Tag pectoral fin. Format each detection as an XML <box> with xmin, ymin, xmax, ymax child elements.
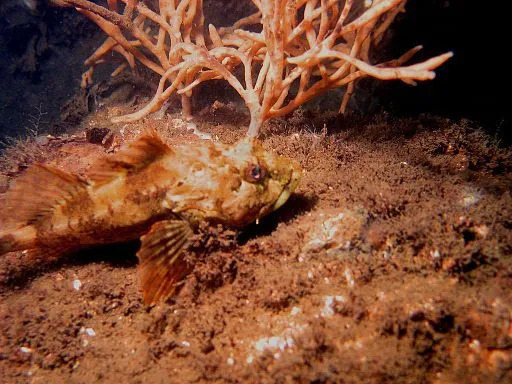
<box><xmin>137</xmin><ymin>219</ymin><xmax>194</xmax><ymax>306</ymax></box>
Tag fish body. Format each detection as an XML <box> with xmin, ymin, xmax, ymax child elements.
<box><xmin>0</xmin><ymin>131</ymin><xmax>301</xmax><ymax>304</ymax></box>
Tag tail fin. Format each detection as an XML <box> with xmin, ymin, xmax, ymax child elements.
<box><xmin>0</xmin><ymin>163</ymin><xmax>87</xmax><ymax>255</ymax></box>
<box><xmin>1</xmin><ymin>163</ymin><xmax>88</xmax><ymax>229</ymax></box>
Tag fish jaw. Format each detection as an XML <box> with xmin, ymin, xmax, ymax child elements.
<box><xmin>272</xmin><ymin>163</ymin><xmax>301</xmax><ymax>211</ymax></box>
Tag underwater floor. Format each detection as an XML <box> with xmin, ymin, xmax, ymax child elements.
<box><xmin>1</xmin><ymin>101</ymin><xmax>511</xmax><ymax>383</ymax></box>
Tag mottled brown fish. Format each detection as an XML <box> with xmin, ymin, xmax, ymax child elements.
<box><xmin>0</xmin><ymin>131</ymin><xmax>301</xmax><ymax>305</ymax></box>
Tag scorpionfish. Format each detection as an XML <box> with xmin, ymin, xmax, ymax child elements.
<box><xmin>0</xmin><ymin>131</ymin><xmax>301</xmax><ymax>305</ymax></box>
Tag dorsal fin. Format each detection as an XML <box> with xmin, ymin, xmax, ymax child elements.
<box><xmin>1</xmin><ymin>164</ymin><xmax>89</xmax><ymax>229</ymax></box>
<box><xmin>88</xmin><ymin>130</ymin><xmax>172</xmax><ymax>186</ymax></box>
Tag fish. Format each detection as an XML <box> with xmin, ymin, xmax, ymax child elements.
<box><xmin>0</xmin><ymin>131</ymin><xmax>301</xmax><ymax>305</ymax></box>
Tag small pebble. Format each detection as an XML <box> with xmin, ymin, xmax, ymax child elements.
<box><xmin>321</xmin><ymin>296</ymin><xmax>335</xmax><ymax>317</ymax></box>
<box><xmin>474</xmin><ymin>225</ymin><xmax>489</xmax><ymax>239</ymax></box>
<box><xmin>469</xmin><ymin>339</ymin><xmax>481</xmax><ymax>350</ymax></box>
<box><xmin>72</xmin><ymin>279</ymin><xmax>82</xmax><ymax>291</ymax></box>
<box><xmin>35</xmin><ymin>135</ymin><xmax>49</xmax><ymax>146</ymax></box>
<box><xmin>345</xmin><ymin>268</ymin><xmax>355</xmax><ymax>288</ymax></box>
<box><xmin>290</xmin><ymin>306</ymin><xmax>301</xmax><ymax>316</ymax></box>
<box><xmin>227</xmin><ymin>357</ymin><xmax>234</xmax><ymax>365</ymax></box>
<box><xmin>85</xmin><ymin>328</ymin><xmax>96</xmax><ymax>337</ymax></box>
<box><xmin>20</xmin><ymin>347</ymin><xmax>32</xmax><ymax>354</ymax></box>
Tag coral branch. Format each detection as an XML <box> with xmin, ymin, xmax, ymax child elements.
<box><xmin>57</xmin><ymin>0</ymin><xmax>452</xmax><ymax>137</ymax></box>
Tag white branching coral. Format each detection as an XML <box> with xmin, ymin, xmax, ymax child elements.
<box><xmin>54</xmin><ymin>0</ymin><xmax>452</xmax><ymax>137</ymax></box>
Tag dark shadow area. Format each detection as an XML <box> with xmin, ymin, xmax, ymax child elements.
<box><xmin>0</xmin><ymin>1</ymin><xmax>106</xmax><ymax>139</ymax></box>
<box><xmin>374</xmin><ymin>0</ymin><xmax>509</xmax><ymax>144</ymax></box>
<box><xmin>237</xmin><ymin>192</ymin><xmax>317</xmax><ymax>245</ymax></box>
<box><xmin>0</xmin><ymin>240</ymin><xmax>140</xmax><ymax>292</ymax></box>
<box><xmin>70</xmin><ymin>240</ymin><xmax>140</xmax><ymax>268</ymax></box>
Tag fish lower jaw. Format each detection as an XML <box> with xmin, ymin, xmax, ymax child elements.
<box><xmin>272</xmin><ymin>189</ymin><xmax>292</xmax><ymax>211</ymax></box>
<box><xmin>272</xmin><ymin>168</ymin><xmax>301</xmax><ymax>211</ymax></box>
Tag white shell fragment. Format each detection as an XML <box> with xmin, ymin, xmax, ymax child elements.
<box><xmin>300</xmin><ymin>208</ymin><xmax>368</xmax><ymax>260</ymax></box>
<box><xmin>321</xmin><ymin>295</ymin><xmax>346</xmax><ymax>317</ymax></box>
<box><xmin>254</xmin><ymin>335</ymin><xmax>295</xmax><ymax>353</ymax></box>
<box><xmin>290</xmin><ymin>306</ymin><xmax>301</xmax><ymax>316</ymax></box>
<box><xmin>20</xmin><ymin>346</ymin><xmax>33</xmax><ymax>354</ymax></box>
<box><xmin>72</xmin><ymin>279</ymin><xmax>82</xmax><ymax>291</ymax></box>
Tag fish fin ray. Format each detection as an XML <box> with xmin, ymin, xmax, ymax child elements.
<box><xmin>88</xmin><ymin>130</ymin><xmax>171</xmax><ymax>186</ymax></box>
<box><xmin>137</xmin><ymin>219</ymin><xmax>193</xmax><ymax>306</ymax></box>
<box><xmin>1</xmin><ymin>164</ymin><xmax>88</xmax><ymax>229</ymax></box>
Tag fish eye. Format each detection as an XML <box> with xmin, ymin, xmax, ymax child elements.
<box><xmin>244</xmin><ymin>163</ymin><xmax>267</xmax><ymax>183</ymax></box>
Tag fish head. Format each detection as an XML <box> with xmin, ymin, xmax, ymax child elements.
<box><xmin>218</xmin><ymin>137</ymin><xmax>302</xmax><ymax>227</ymax></box>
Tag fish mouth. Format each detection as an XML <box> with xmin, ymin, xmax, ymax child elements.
<box><xmin>272</xmin><ymin>167</ymin><xmax>301</xmax><ymax>211</ymax></box>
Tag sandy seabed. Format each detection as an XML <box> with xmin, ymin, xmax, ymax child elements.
<box><xmin>0</xmin><ymin>99</ymin><xmax>511</xmax><ymax>383</ymax></box>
